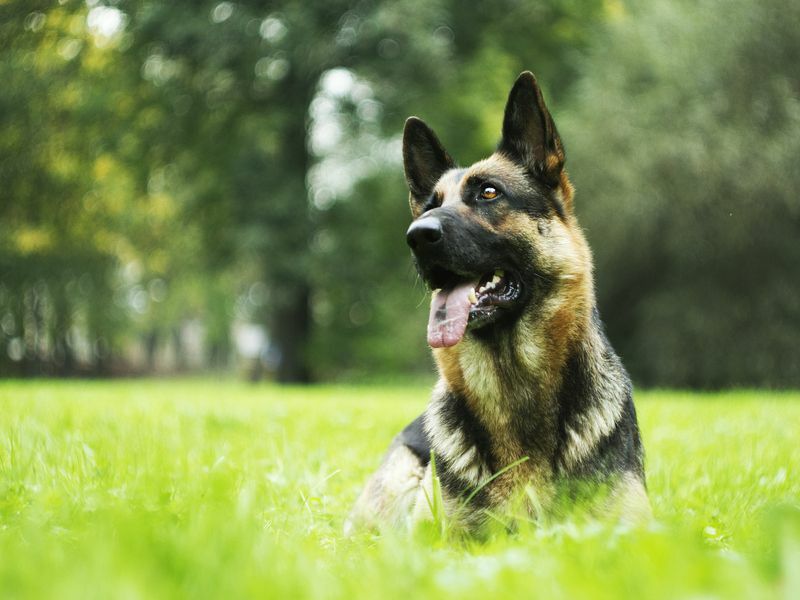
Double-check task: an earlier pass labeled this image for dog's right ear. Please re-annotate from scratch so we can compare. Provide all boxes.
[499,71,564,188]
[403,117,454,216]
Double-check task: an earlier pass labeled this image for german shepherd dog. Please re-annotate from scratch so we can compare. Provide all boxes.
[346,72,649,533]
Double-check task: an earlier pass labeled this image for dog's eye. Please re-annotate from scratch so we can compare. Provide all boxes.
[479,185,500,201]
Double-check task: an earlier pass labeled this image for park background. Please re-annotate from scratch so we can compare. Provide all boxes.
[2,0,798,388]
[2,2,800,599]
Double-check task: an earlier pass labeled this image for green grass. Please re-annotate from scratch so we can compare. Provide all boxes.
[1,380,798,599]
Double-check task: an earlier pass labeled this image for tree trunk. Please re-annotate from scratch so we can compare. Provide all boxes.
[145,330,158,372]
[266,73,315,384]
[172,326,185,372]
[272,282,312,383]
[53,286,75,376]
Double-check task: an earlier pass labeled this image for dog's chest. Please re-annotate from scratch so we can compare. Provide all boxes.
[424,385,556,509]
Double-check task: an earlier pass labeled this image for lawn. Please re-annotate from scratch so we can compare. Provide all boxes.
[0,379,798,599]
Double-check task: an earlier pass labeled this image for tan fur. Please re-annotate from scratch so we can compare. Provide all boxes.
[464,155,539,196]
[545,152,561,174]
[558,170,575,209]
[603,472,653,524]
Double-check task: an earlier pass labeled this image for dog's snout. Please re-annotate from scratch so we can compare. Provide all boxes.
[406,216,443,251]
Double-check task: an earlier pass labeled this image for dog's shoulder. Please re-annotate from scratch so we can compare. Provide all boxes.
[396,413,431,465]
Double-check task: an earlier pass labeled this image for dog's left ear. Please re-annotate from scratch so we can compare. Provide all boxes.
[499,72,565,188]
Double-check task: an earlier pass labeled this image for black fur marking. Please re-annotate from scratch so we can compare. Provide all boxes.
[553,310,644,483]
[575,397,645,481]
[443,391,495,467]
[398,414,431,465]
[420,192,442,215]
[461,172,551,220]
[432,391,495,508]
[498,72,563,187]
[410,205,512,287]
[403,117,454,202]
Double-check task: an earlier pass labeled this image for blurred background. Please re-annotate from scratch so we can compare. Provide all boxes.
[1,0,798,387]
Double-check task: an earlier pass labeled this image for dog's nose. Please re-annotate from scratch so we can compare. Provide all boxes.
[406,216,443,251]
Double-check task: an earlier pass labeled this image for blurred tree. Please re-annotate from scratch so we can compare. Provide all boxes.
[114,0,367,381]
[30,0,799,388]
[562,0,800,387]
[1,0,604,380]
[0,0,127,375]
[0,0,235,376]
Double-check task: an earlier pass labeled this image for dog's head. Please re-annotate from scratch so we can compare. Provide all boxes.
[403,72,592,349]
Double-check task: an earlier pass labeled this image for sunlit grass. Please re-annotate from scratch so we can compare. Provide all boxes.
[0,380,798,598]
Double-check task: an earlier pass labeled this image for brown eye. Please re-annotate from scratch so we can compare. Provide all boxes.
[480,185,499,201]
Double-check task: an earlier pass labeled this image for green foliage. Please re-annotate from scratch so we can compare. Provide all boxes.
[1,0,796,385]
[0,1,234,375]
[0,1,124,374]
[0,380,798,597]
[562,0,800,387]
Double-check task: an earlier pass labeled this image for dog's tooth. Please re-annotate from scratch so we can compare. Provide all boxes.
[495,269,505,278]
[478,285,486,294]
[468,289,477,304]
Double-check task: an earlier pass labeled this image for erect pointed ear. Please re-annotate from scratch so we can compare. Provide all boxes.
[402,117,454,213]
[499,72,565,187]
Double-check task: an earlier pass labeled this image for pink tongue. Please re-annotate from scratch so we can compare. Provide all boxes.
[427,282,477,348]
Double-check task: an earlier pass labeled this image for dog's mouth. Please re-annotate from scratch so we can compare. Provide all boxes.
[427,268,523,348]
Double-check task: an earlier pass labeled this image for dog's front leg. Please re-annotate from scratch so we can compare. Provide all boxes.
[409,461,472,531]
[344,442,426,535]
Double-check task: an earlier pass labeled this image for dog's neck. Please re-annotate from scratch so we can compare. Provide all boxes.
[433,271,595,403]
[431,276,628,472]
